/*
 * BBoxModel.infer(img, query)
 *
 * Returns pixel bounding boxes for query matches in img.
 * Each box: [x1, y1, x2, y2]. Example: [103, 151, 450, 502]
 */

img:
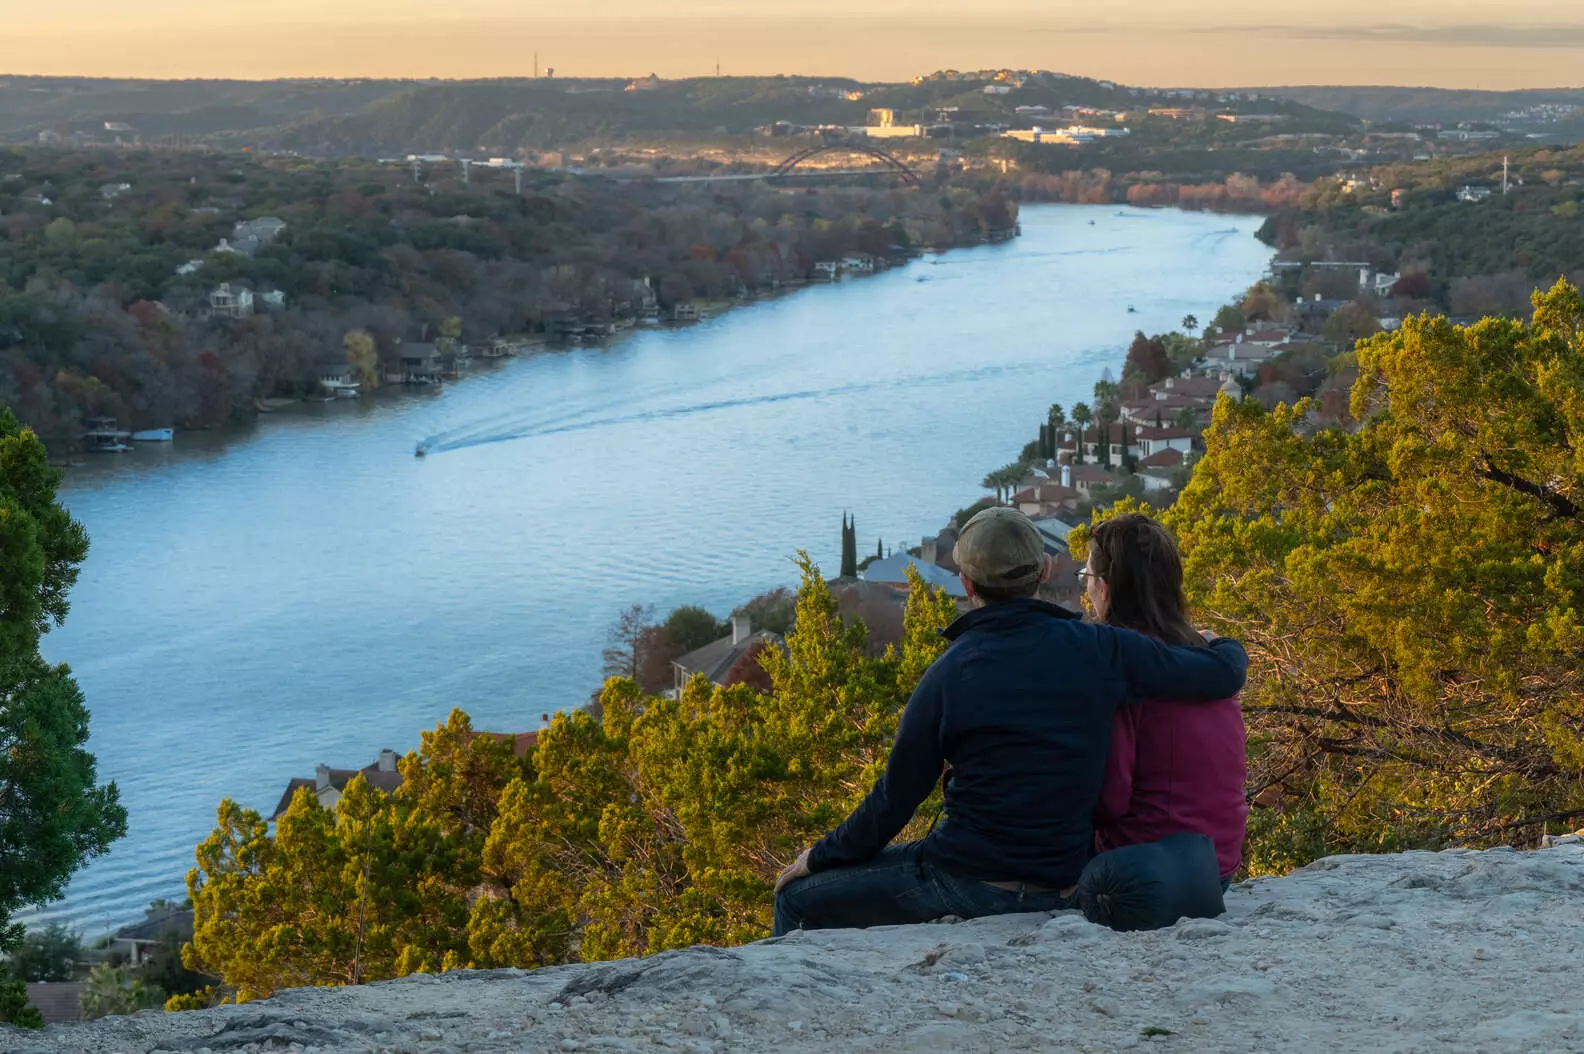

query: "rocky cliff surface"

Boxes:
[4, 844, 1582, 1054]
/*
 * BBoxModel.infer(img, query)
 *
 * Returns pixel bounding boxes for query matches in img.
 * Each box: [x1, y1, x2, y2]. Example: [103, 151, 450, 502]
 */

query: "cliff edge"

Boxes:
[4, 844, 1582, 1054]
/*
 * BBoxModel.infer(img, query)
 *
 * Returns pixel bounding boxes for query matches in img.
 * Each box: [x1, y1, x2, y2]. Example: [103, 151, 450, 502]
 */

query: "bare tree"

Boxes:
[601, 604, 654, 682]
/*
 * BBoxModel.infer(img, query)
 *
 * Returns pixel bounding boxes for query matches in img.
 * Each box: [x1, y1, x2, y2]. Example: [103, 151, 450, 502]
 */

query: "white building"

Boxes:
[208, 283, 254, 320]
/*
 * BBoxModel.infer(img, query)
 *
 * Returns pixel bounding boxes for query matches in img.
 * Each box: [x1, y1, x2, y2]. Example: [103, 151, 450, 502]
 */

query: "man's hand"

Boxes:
[774, 846, 813, 894]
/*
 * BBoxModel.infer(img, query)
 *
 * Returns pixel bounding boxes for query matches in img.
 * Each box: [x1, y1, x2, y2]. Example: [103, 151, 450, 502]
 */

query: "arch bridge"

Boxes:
[769, 141, 922, 185]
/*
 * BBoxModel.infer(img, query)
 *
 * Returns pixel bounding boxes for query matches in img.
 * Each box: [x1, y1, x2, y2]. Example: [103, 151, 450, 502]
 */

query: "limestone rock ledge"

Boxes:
[4, 845, 1582, 1054]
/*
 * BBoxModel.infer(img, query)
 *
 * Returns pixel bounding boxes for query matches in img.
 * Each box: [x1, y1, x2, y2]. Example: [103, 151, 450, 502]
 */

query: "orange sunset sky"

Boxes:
[4, 1, 1581, 89]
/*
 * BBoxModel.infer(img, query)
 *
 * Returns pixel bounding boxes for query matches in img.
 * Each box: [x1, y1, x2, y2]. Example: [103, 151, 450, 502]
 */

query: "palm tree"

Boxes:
[1047, 402, 1066, 431]
[1181, 313, 1199, 337]
[1070, 402, 1092, 465]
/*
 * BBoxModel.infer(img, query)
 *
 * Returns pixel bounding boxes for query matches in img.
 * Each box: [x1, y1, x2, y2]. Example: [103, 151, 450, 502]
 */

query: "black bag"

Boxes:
[1076, 832, 1225, 932]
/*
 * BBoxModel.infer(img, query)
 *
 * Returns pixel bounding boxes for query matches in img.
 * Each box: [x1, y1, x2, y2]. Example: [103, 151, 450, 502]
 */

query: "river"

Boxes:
[37, 204, 1273, 938]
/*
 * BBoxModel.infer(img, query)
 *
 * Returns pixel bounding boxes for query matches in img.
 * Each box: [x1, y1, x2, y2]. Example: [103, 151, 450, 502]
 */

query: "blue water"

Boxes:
[36, 205, 1272, 939]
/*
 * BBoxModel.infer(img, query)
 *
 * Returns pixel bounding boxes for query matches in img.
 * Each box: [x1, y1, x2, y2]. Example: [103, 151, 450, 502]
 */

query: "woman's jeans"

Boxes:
[773, 842, 1076, 937]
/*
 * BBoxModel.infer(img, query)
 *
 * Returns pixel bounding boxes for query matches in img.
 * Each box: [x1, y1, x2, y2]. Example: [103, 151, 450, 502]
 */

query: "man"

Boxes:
[772, 507, 1247, 936]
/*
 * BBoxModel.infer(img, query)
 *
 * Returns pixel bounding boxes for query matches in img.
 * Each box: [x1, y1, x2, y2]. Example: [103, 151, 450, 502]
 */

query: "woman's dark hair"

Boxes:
[1088, 513, 1203, 647]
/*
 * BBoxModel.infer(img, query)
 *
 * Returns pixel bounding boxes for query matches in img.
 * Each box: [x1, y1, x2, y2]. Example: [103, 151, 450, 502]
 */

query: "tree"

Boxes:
[343, 329, 378, 390]
[1174, 405, 1200, 432]
[662, 606, 727, 655]
[601, 604, 653, 681]
[80, 963, 161, 1020]
[0, 408, 126, 954]
[0, 972, 42, 1029]
[1122, 332, 1171, 391]
[1092, 378, 1122, 469]
[1182, 314, 1200, 336]
[1212, 304, 1246, 334]
[839, 514, 859, 578]
[1047, 403, 1066, 431]
[1070, 402, 1092, 464]
[10, 922, 81, 982]
[1168, 282, 1584, 875]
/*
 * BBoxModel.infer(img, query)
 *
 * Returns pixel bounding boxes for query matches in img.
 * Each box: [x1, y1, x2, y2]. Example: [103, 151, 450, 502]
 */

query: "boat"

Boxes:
[84, 417, 132, 452]
[414, 445, 427, 458]
[1127, 305, 1138, 313]
[131, 428, 174, 442]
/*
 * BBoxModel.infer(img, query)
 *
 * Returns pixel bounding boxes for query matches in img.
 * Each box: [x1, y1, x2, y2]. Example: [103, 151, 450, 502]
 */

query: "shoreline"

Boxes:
[50, 240, 1000, 476]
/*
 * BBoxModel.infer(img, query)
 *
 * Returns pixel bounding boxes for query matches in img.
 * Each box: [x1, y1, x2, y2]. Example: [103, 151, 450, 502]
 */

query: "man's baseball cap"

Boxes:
[952, 507, 1045, 589]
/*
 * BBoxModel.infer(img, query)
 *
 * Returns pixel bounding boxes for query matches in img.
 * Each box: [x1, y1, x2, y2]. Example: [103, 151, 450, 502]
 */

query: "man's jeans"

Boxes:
[773, 842, 1075, 937]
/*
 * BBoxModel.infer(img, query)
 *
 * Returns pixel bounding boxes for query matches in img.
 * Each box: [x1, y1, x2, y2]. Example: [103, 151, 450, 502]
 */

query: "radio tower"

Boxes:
[1502, 155, 1511, 195]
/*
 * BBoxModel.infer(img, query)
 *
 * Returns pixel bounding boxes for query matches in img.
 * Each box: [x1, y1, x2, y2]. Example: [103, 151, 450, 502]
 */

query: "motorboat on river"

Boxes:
[131, 428, 175, 442]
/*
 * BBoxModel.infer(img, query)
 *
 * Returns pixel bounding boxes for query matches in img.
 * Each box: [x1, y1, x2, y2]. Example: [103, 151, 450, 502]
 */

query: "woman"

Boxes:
[1082, 513, 1248, 885]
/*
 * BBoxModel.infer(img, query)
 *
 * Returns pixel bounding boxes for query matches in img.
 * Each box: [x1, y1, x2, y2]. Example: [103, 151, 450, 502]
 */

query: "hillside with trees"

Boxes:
[0, 148, 1012, 446]
[1258, 145, 1584, 318]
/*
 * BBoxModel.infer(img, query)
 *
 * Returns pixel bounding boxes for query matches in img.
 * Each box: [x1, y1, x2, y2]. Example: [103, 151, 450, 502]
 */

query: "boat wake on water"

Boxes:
[413, 360, 1074, 457]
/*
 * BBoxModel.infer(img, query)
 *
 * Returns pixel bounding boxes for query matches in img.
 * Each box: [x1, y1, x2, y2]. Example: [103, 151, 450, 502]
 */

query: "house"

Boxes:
[1200, 338, 1276, 377]
[841, 253, 877, 274]
[1014, 105, 1053, 119]
[99, 182, 132, 200]
[318, 363, 360, 396]
[1120, 393, 1208, 427]
[1148, 374, 1223, 401]
[25, 982, 87, 1025]
[1013, 475, 1083, 519]
[1135, 448, 1188, 492]
[175, 258, 204, 276]
[671, 616, 785, 694]
[271, 749, 405, 820]
[813, 261, 839, 280]
[625, 74, 665, 92]
[386, 343, 444, 384]
[1216, 113, 1287, 125]
[1457, 185, 1493, 203]
[861, 552, 968, 598]
[1133, 425, 1198, 458]
[983, 85, 1012, 95]
[1055, 422, 1139, 463]
[669, 302, 701, 322]
[208, 283, 253, 319]
[231, 216, 287, 255]
[258, 289, 286, 310]
[1031, 515, 1079, 552]
[111, 908, 194, 968]
[1067, 464, 1119, 495]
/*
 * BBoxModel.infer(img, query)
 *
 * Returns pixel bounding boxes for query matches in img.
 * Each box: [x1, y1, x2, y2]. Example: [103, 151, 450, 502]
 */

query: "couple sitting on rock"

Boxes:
[773, 508, 1248, 935]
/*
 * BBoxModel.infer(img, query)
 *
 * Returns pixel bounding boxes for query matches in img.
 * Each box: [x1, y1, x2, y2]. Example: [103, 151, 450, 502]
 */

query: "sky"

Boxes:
[5, 1, 1582, 88]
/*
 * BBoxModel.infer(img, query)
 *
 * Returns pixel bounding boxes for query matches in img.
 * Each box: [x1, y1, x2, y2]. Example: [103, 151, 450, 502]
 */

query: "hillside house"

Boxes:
[231, 216, 287, 255]
[111, 908, 194, 968]
[386, 343, 443, 384]
[1132, 425, 1198, 458]
[272, 749, 405, 820]
[671, 616, 786, 694]
[208, 283, 253, 319]
[861, 553, 968, 599]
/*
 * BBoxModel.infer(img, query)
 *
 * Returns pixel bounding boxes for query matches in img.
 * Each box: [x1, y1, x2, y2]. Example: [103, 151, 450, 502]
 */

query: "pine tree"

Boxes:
[0, 408, 126, 954]
[839, 514, 858, 578]
[0, 972, 43, 1029]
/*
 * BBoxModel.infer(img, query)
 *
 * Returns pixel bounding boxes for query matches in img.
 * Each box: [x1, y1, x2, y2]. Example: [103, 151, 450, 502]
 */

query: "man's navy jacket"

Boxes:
[806, 598, 1249, 889]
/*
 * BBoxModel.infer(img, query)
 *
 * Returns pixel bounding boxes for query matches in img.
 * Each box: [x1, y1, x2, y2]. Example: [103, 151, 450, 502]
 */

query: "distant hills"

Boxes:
[0, 72, 1346, 157]
[5, 72, 1581, 158]
[1261, 86, 1584, 128]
